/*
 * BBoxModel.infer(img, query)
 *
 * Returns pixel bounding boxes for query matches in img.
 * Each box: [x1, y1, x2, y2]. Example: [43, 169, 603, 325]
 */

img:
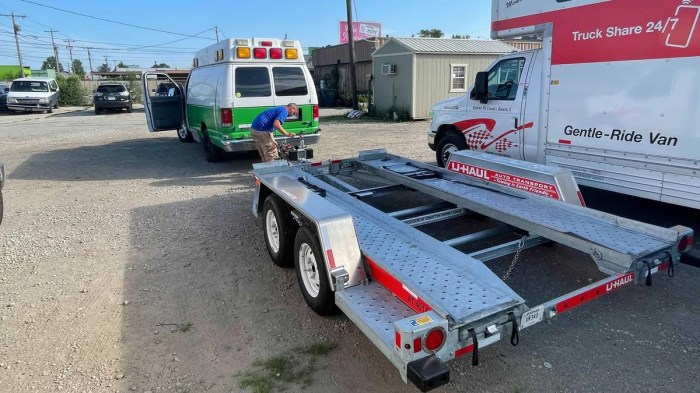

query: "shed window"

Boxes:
[450, 64, 468, 92]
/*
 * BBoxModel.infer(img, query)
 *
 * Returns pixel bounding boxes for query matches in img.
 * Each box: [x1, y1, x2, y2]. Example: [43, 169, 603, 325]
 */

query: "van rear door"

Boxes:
[142, 72, 184, 132]
[271, 66, 313, 131]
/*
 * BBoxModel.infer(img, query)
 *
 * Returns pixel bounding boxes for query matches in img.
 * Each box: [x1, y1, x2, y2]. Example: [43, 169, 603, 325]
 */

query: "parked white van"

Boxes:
[142, 38, 320, 162]
[7, 77, 60, 113]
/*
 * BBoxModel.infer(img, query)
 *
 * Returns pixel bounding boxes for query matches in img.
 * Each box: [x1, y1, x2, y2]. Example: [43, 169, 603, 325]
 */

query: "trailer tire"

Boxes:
[436, 133, 468, 167]
[263, 195, 296, 267]
[294, 226, 337, 315]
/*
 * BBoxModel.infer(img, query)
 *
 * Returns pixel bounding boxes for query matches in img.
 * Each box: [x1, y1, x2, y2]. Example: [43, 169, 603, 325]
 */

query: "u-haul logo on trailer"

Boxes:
[447, 161, 560, 200]
[605, 273, 634, 291]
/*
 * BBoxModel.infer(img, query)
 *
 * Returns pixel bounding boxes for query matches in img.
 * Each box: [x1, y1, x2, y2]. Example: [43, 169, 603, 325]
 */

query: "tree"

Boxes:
[451, 34, 471, 39]
[72, 59, 86, 77]
[418, 29, 444, 38]
[97, 63, 111, 72]
[117, 61, 128, 69]
[151, 62, 170, 68]
[41, 56, 64, 72]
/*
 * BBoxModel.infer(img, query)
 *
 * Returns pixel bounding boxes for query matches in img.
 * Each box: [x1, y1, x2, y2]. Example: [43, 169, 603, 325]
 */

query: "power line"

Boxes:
[0, 12, 27, 76]
[21, 0, 216, 40]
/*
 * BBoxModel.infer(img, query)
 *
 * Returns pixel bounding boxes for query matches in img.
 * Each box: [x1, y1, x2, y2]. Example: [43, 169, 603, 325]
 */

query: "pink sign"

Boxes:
[339, 21, 382, 44]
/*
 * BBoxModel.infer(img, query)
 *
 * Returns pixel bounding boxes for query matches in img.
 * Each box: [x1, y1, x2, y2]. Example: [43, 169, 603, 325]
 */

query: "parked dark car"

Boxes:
[0, 83, 10, 112]
[94, 83, 132, 114]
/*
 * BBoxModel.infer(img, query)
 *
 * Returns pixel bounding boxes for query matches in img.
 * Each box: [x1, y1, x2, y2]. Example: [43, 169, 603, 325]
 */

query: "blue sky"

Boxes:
[0, 0, 492, 71]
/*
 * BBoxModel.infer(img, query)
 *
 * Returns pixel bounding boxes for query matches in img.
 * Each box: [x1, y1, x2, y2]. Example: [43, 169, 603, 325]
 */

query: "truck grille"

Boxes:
[16, 98, 40, 104]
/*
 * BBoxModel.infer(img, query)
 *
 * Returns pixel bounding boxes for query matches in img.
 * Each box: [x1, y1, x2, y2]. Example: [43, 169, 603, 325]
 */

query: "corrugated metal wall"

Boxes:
[311, 39, 385, 93]
[373, 53, 413, 116]
[413, 54, 501, 119]
[313, 62, 373, 92]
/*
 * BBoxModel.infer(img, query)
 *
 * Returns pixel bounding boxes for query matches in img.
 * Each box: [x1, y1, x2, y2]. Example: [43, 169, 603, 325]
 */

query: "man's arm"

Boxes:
[273, 120, 295, 137]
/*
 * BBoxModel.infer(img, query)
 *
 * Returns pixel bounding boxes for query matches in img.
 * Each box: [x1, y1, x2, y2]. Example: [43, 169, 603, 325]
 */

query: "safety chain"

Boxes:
[502, 236, 527, 281]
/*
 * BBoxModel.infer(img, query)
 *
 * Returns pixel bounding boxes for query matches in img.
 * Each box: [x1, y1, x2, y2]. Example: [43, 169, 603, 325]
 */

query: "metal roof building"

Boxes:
[372, 38, 516, 119]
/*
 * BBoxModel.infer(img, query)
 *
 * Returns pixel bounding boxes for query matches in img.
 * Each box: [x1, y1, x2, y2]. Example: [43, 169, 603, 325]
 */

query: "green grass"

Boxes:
[235, 341, 337, 393]
[178, 322, 193, 332]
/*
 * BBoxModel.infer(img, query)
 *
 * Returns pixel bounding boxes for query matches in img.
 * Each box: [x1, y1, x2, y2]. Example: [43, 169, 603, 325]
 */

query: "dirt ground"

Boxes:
[0, 106, 698, 393]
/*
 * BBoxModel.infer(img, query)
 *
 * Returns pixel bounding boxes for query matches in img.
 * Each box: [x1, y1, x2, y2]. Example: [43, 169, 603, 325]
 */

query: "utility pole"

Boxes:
[345, 0, 359, 110]
[1, 13, 27, 77]
[86, 47, 94, 79]
[214, 26, 219, 42]
[45, 28, 60, 73]
[65, 38, 75, 74]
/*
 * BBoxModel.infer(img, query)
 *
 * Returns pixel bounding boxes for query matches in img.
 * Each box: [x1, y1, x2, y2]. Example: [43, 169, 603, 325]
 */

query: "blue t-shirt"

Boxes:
[251, 107, 288, 132]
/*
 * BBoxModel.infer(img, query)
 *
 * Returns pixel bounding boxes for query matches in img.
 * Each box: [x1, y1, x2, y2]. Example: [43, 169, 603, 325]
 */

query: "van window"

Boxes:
[272, 67, 308, 96]
[486, 57, 525, 100]
[235, 67, 271, 97]
[11, 81, 48, 92]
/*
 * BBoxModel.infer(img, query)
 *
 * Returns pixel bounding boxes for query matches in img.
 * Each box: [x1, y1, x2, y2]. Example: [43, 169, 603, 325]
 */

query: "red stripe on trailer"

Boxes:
[395, 331, 401, 348]
[559, 139, 572, 145]
[577, 191, 586, 207]
[311, 161, 322, 167]
[325, 249, 336, 269]
[658, 262, 670, 271]
[556, 272, 635, 313]
[455, 344, 474, 358]
[366, 257, 433, 314]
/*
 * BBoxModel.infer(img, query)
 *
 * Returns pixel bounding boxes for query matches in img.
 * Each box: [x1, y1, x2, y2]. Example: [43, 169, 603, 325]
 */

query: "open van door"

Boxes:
[142, 72, 184, 132]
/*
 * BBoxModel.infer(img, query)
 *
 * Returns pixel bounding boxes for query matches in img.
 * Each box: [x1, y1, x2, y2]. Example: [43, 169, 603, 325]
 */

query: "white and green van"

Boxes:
[142, 38, 320, 162]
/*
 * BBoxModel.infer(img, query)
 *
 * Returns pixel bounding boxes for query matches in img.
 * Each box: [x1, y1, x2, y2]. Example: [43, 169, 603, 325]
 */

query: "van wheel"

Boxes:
[95, 108, 101, 115]
[53, 103, 59, 109]
[294, 226, 337, 315]
[202, 131, 223, 162]
[177, 127, 194, 143]
[262, 195, 296, 267]
[436, 133, 468, 167]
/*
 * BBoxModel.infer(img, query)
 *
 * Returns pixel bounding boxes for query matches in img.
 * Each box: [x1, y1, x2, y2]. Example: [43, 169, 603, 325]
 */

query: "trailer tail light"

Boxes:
[221, 108, 232, 127]
[678, 234, 694, 253]
[237, 47, 251, 59]
[260, 40, 273, 47]
[270, 48, 283, 59]
[413, 337, 422, 353]
[424, 327, 445, 352]
[285, 48, 298, 59]
[253, 48, 267, 59]
[313, 104, 319, 122]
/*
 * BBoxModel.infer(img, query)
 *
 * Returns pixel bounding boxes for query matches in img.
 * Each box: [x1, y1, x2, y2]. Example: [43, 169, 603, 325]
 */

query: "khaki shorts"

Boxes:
[251, 129, 279, 162]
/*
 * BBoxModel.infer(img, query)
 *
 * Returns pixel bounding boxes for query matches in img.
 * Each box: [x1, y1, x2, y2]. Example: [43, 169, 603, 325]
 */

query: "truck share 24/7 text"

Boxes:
[572, 18, 682, 41]
[563, 126, 679, 146]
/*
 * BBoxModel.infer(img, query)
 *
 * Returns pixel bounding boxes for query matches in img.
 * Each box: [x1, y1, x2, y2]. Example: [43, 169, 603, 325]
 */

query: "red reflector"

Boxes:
[395, 331, 401, 348]
[577, 191, 586, 207]
[221, 108, 232, 127]
[679, 234, 694, 253]
[559, 139, 572, 144]
[413, 337, 422, 353]
[331, 159, 343, 164]
[424, 328, 445, 352]
[260, 40, 273, 47]
[310, 161, 322, 166]
[253, 48, 267, 59]
[312, 104, 319, 121]
[270, 48, 283, 59]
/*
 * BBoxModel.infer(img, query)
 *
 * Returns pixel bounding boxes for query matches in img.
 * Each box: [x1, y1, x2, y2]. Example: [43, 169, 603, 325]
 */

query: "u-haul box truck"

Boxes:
[428, 0, 700, 209]
[142, 38, 319, 162]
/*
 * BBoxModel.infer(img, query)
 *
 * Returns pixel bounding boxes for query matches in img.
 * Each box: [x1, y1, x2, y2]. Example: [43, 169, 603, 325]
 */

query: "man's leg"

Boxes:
[251, 130, 266, 160]
[260, 132, 280, 162]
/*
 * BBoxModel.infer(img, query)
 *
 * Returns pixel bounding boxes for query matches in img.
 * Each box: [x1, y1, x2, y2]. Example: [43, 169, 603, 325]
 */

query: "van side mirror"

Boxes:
[471, 71, 489, 104]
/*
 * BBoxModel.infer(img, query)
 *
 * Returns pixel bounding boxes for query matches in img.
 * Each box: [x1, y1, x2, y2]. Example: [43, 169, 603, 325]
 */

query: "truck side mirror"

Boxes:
[471, 71, 489, 104]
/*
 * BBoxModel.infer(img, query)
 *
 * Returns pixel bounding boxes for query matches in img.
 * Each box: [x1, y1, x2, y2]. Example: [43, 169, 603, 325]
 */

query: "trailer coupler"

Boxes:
[407, 355, 450, 392]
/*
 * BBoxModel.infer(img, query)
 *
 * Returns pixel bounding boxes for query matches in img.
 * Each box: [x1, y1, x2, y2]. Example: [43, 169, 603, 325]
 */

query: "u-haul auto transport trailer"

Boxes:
[251, 149, 693, 392]
[428, 0, 700, 209]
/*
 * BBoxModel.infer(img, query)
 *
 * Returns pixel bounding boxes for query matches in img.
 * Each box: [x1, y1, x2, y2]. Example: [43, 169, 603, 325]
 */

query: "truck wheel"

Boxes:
[177, 127, 194, 143]
[263, 195, 296, 267]
[202, 131, 223, 162]
[95, 108, 101, 115]
[436, 133, 468, 167]
[294, 226, 337, 315]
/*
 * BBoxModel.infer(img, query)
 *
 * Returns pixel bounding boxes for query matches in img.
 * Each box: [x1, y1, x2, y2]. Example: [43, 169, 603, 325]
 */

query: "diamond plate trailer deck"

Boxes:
[251, 149, 693, 392]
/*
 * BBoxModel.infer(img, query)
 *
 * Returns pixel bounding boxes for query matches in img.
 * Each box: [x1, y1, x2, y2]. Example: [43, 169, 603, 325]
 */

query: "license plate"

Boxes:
[107, 96, 116, 100]
[520, 306, 544, 328]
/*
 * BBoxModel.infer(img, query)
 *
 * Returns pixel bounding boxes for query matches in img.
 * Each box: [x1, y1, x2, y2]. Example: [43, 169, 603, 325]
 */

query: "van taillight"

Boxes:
[313, 104, 319, 122]
[678, 234, 694, 253]
[270, 48, 283, 59]
[253, 48, 267, 59]
[221, 108, 232, 127]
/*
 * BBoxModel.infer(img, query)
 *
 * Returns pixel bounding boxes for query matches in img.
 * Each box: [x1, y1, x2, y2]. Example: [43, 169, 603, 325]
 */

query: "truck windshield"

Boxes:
[11, 81, 49, 92]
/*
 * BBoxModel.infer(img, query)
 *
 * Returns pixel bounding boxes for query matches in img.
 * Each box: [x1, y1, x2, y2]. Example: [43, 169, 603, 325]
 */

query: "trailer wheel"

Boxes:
[436, 133, 468, 167]
[294, 226, 337, 315]
[263, 195, 295, 267]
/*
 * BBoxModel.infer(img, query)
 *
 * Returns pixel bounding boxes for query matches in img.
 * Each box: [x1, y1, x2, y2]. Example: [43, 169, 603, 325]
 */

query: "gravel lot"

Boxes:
[0, 106, 698, 393]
